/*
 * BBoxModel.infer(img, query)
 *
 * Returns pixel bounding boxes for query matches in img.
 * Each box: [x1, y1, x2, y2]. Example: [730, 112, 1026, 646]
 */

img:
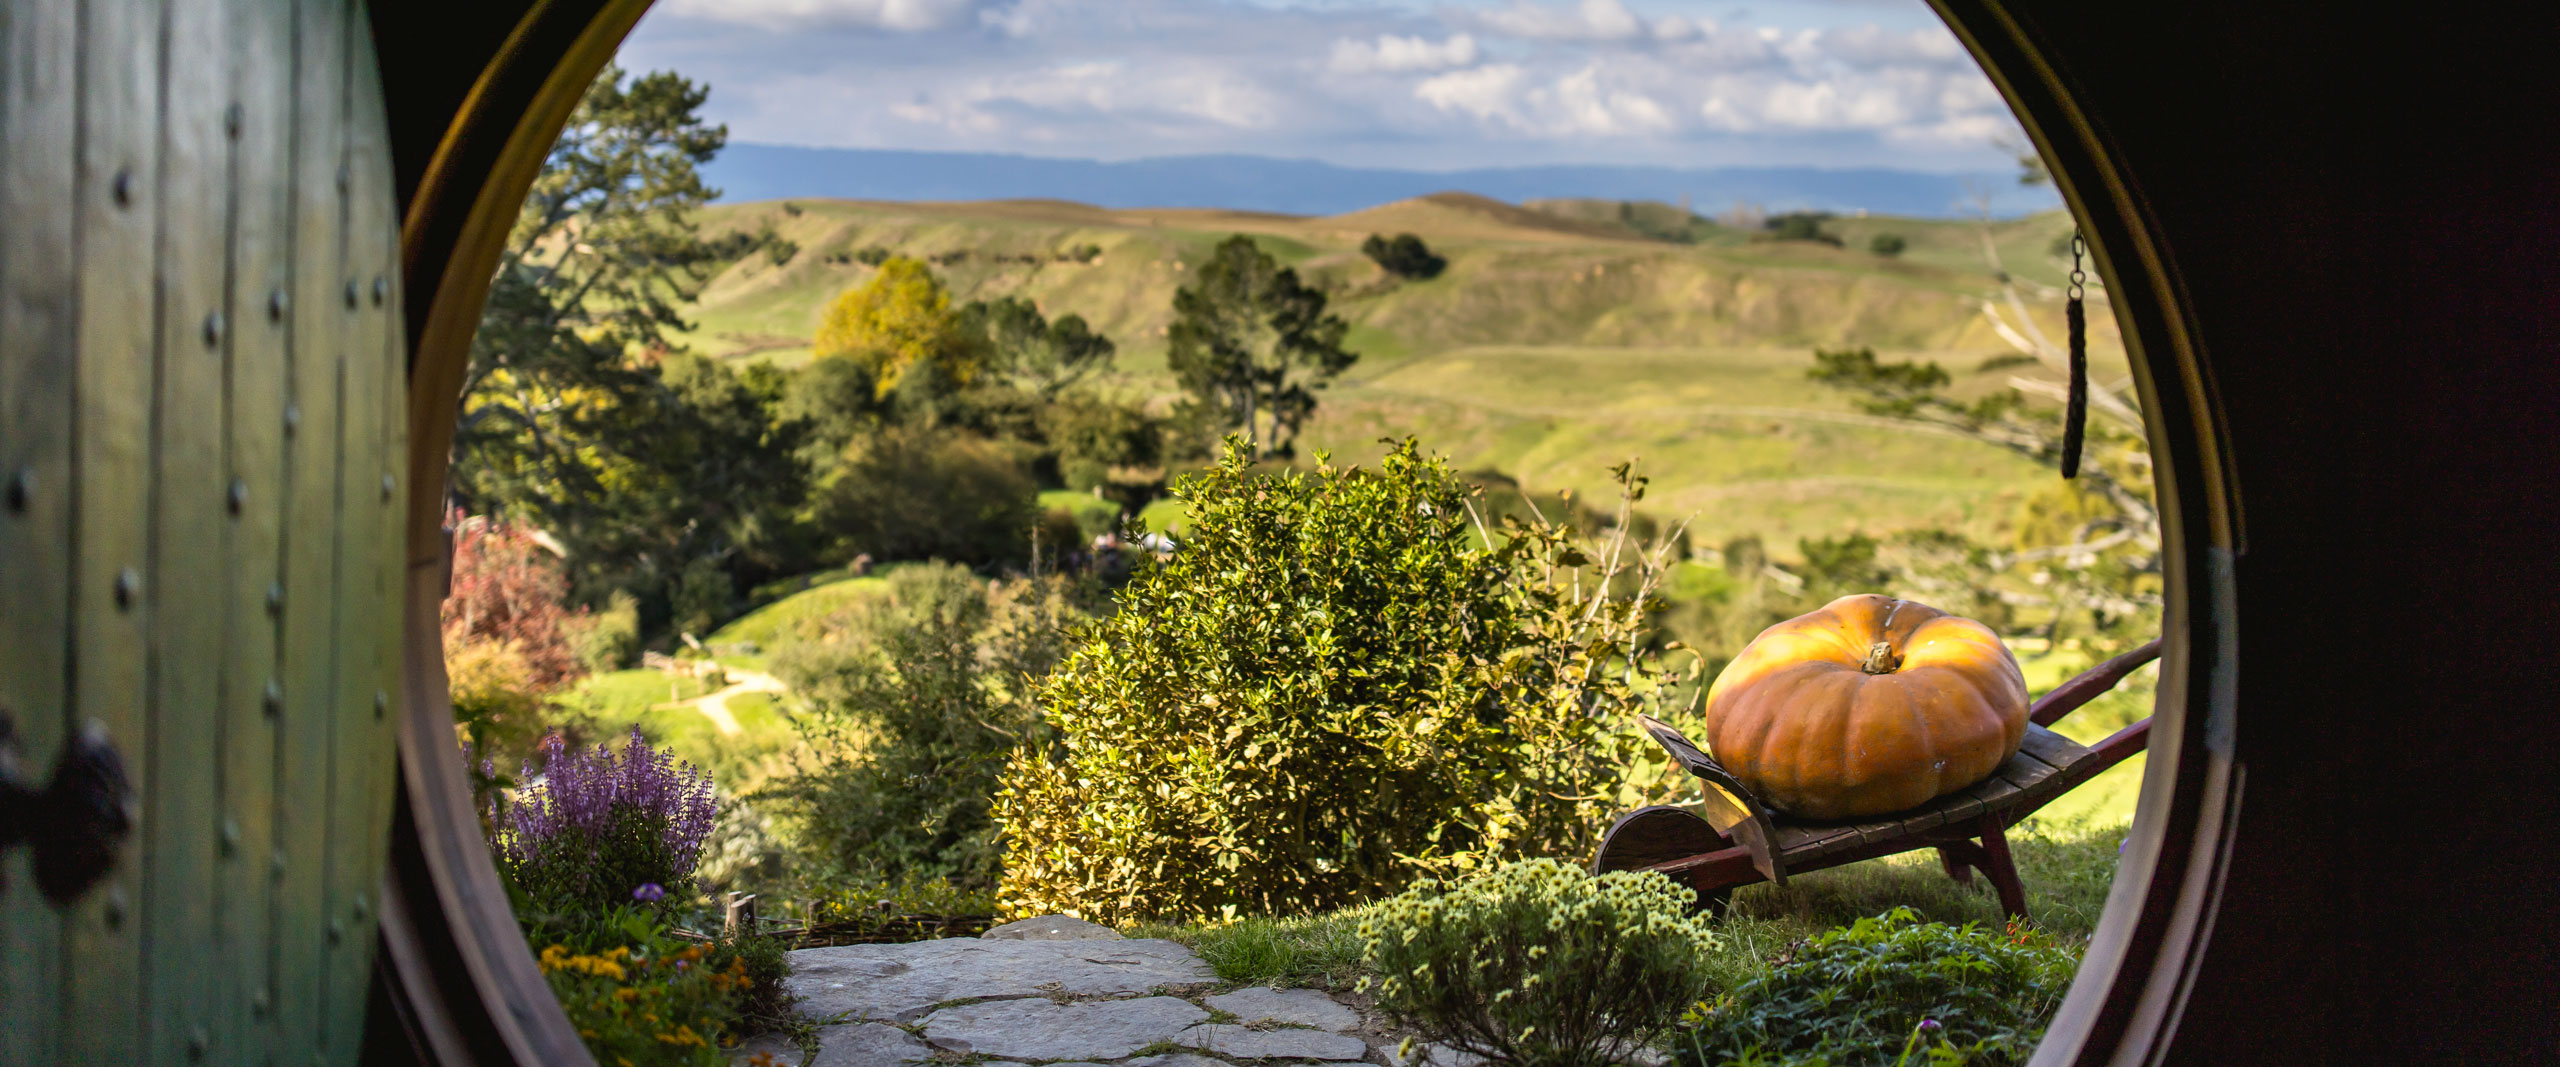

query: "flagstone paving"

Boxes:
[732, 915, 1502, 1067]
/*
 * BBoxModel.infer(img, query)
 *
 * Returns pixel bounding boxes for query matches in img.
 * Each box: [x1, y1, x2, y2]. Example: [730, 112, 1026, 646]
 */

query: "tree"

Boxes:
[1807, 346, 2160, 651]
[956, 295, 1117, 399]
[1166, 235, 1357, 458]
[813, 256, 985, 398]
[451, 65, 805, 627]
[1766, 212, 1842, 246]
[1869, 233, 1907, 257]
[1362, 232, 1447, 280]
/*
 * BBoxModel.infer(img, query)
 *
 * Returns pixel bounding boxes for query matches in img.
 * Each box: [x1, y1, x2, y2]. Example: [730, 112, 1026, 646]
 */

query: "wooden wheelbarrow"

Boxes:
[1593, 638, 2162, 921]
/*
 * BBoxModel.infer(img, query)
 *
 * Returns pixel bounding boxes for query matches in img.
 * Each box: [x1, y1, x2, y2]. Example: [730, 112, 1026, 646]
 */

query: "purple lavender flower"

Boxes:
[487, 726, 718, 913]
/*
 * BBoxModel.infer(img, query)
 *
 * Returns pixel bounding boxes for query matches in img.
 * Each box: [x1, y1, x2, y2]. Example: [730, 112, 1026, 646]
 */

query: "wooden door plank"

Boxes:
[214, 0, 297, 1058]
[62, 0, 168, 1059]
[0, 0, 81, 1061]
[271, 0, 349, 1051]
[319, 6, 398, 1056]
[141, 0, 237, 1058]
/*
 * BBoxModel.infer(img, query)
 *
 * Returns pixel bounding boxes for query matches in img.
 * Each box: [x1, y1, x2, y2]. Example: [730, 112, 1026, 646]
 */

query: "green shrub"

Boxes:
[1363, 232, 1448, 279]
[1678, 909, 2080, 1067]
[1766, 213, 1841, 246]
[808, 425, 1040, 567]
[567, 590, 644, 673]
[1359, 859, 1719, 1067]
[1869, 233, 1907, 257]
[671, 556, 735, 639]
[767, 563, 1086, 890]
[996, 440, 1690, 923]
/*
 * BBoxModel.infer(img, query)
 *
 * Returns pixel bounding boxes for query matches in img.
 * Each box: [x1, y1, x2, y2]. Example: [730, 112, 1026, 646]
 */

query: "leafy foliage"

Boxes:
[444, 516, 591, 772]
[444, 516, 589, 690]
[534, 908, 785, 1067]
[453, 68, 805, 629]
[814, 255, 985, 398]
[1869, 233, 1908, 257]
[492, 727, 719, 918]
[1677, 909, 2079, 1067]
[958, 295, 1119, 399]
[1806, 345, 2160, 652]
[1359, 859, 1720, 1067]
[995, 440, 1691, 923]
[1168, 235, 1358, 458]
[805, 426, 1041, 568]
[765, 564, 1087, 891]
[565, 590, 644, 674]
[1363, 232, 1449, 280]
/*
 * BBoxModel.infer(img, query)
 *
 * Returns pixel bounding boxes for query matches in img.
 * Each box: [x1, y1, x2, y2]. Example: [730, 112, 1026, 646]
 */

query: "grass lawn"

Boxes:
[553, 668, 802, 794]
[705, 569, 900, 672]
[1124, 816, 2127, 994]
[1040, 488, 1125, 540]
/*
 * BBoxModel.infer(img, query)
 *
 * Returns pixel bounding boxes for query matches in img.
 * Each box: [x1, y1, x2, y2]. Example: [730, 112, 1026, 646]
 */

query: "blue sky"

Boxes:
[619, 0, 2029, 173]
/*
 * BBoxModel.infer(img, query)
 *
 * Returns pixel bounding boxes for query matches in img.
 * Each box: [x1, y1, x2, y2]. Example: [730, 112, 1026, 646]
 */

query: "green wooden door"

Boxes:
[0, 0, 407, 1062]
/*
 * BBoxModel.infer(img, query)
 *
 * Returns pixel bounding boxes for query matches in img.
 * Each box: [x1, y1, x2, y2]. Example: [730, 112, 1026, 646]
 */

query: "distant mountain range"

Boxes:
[701, 144, 2060, 219]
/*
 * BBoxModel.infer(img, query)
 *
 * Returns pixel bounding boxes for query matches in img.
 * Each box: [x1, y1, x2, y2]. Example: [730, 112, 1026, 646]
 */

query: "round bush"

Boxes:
[995, 440, 1662, 922]
[1360, 858, 1720, 1067]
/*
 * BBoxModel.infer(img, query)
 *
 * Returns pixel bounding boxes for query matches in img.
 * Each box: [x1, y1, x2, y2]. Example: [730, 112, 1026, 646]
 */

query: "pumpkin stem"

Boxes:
[1861, 641, 1901, 674]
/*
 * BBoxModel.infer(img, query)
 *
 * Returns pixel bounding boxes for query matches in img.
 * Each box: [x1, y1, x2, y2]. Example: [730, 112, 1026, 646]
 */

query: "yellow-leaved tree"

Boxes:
[813, 255, 982, 397]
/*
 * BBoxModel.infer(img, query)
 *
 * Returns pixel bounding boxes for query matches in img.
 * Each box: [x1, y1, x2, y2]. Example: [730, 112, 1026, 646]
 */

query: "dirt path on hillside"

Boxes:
[652, 666, 787, 736]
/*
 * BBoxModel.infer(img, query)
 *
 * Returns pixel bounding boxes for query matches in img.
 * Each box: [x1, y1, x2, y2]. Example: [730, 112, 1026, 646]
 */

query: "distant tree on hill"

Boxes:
[1361, 232, 1447, 279]
[957, 295, 1117, 399]
[1167, 235, 1358, 459]
[1766, 212, 1843, 246]
[813, 256, 986, 399]
[1869, 233, 1907, 257]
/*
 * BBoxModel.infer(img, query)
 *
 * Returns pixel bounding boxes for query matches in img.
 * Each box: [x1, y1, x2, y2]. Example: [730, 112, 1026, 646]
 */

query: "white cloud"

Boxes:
[1548, 66, 1674, 135]
[652, 0, 981, 30]
[889, 60, 1286, 137]
[620, 0, 2034, 173]
[1415, 64, 1528, 123]
[1330, 33, 1479, 74]
[1473, 0, 1646, 42]
[1417, 62, 1674, 137]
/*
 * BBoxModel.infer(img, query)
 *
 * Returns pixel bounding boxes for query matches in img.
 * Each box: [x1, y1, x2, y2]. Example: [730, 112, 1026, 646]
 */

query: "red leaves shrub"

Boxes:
[443, 513, 588, 691]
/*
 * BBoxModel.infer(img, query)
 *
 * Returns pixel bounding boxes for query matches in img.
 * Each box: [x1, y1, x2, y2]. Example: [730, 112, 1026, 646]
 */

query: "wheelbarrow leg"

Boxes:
[1934, 819, 2031, 922]
[1937, 847, 1976, 886]
[1977, 817, 2030, 922]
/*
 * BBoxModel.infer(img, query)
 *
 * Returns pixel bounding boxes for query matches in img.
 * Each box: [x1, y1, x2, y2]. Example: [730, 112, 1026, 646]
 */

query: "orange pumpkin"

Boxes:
[1702, 594, 2029, 819]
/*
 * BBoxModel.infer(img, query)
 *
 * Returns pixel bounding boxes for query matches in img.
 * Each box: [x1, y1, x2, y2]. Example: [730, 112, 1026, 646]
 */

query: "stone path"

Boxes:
[728, 916, 1495, 1067]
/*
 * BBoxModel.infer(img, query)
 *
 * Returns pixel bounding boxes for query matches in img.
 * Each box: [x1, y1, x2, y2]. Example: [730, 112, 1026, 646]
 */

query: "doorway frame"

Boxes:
[373, 3, 2248, 1063]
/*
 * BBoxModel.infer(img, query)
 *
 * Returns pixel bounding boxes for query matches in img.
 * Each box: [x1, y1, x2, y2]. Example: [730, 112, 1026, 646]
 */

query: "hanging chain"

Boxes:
[2060, 233, 2089, 480]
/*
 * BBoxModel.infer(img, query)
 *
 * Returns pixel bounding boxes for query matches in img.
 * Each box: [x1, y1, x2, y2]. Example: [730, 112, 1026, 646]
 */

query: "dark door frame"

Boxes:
[363, 2, 2560, 1064]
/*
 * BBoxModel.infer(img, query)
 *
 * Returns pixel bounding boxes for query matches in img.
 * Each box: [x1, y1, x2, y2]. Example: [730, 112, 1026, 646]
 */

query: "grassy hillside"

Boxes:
[679, 193, 2123, 551]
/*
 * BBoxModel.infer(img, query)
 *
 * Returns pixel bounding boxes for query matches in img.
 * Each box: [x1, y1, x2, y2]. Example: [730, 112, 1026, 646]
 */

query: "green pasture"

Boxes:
[674, 196, 2122, 563]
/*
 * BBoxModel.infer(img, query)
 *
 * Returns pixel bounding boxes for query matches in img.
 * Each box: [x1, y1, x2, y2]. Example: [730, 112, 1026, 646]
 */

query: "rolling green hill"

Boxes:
[678, 193, 2124, 552]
